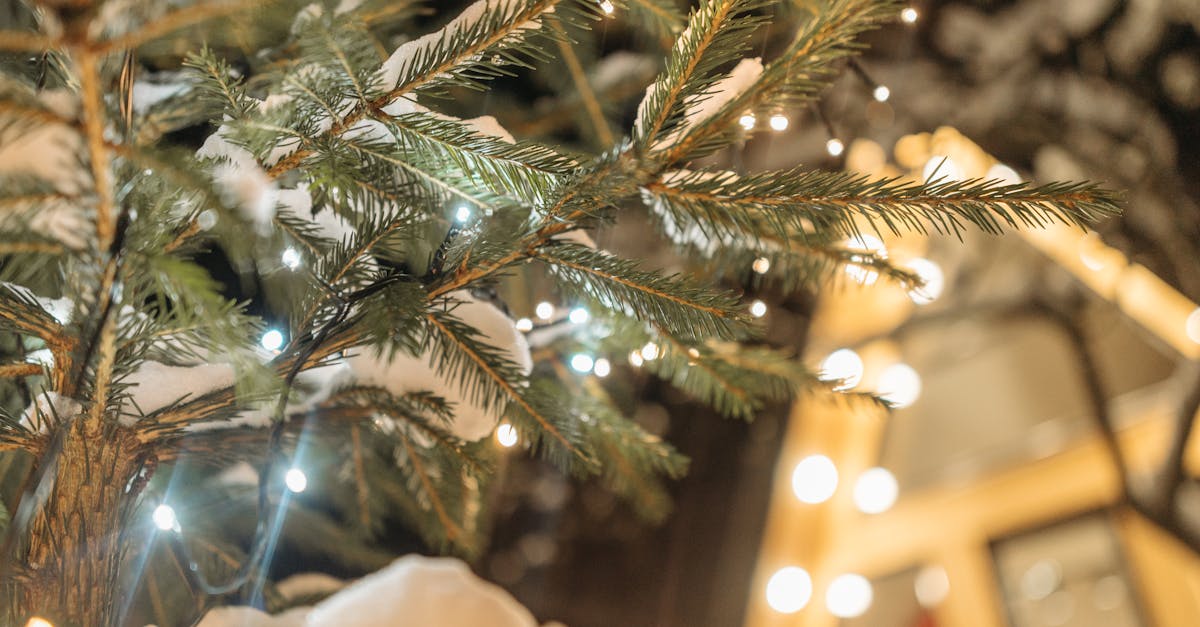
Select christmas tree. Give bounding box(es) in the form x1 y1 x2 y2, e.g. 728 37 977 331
0 0 1117 624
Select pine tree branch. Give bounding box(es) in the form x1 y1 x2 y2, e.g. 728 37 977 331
549 18 614 146
78 52 115 252
0 31 57 53
266 0 563 180
350 424 372 531
396 428 463 542
92 0 261 54
660 0 895 163
0 363 42 378
423 311 585 461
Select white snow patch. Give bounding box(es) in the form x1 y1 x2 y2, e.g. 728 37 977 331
378 0 550 91
307 555 539 627
347 291 531 441
131 81 190 113
121 361 237 418
638 57 763 148
552 229 596 250
216 461 260 487
191 555 548 627
197 128 279 233
20 392 82 433
276 572 347 600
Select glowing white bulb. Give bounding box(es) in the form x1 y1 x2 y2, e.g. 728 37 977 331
25 618 54 627
791 454 839 504
454 205 472 223
285 468 308 493
986 163 1022 185
570 353 595 373
261 329 285 351
535 302 555 320
739 113 757 130
750 300 768 318
846 234 888 257
628 350 645 367
845 234 888 285
826 138 845 157
153 504 178 531
569 307 590 324
593 358 611 377
826 574 873 618
496 422 519 447
905 258 944 305
915 566 950 608
923 155 964 183
900 7 919 23
640 342 660 361
769 114 789 131
878 363 921 408
752 257 771 274
819 348 863 391
516 318 534 332
1187 308 1200 344
766 566 813 614
599 0 615 15
873 85 891 102
853 467 899 514
281 247 301 269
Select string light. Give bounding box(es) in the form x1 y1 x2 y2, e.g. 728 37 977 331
826 574 873 618
535 302 555 320
845 234 888 285
769 114 789 131
454 205 472 223
570 353 595 373
495 423 519 447
599 0 615 15
739 113 757 130
285 468 308 493
766 566 813 614
877 363 921 408
819 348 863 391
25 618 54 627
825 138 845 157
915 566 950 608
900 6 919 23
752 257 771 274
905 258 944 305
261 329 285 351
593 358 611 377
923 155 964 183
852 467 899 514
281 247 301 269
569 307 590 324
1186 308 1200 344
640 342 660 361
750 299 768 318
791 454 838 504
628 350 645 367
515 318 534 332
872 85 891 102
153 504 178 532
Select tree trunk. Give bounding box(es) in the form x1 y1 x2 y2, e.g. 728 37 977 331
7 417 143 627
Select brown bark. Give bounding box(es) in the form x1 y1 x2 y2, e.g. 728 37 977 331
7 418 144 627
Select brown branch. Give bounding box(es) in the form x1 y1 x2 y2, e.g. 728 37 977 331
1158 365 1200 513
0 363 42 378
91 0 259 54
0 31 58 52
549 18 613 147
76 51 115 252
397 429 462 542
